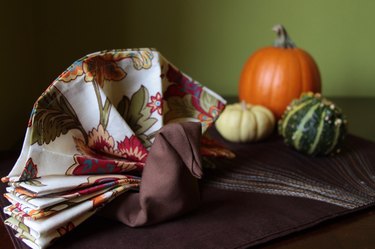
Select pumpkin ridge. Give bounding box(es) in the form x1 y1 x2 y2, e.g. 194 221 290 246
283 99 318 145
253 110 262 141
239 106 245 142
294 50 305 94
299 105 324 153
239 49 265 101
308 109 326 154
255 110 270 141
293 102 320 150
254 48 275 106
281 98 314 136
268 51 281 111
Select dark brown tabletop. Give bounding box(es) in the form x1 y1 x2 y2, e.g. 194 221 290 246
1 97 374 249
232 96 375 249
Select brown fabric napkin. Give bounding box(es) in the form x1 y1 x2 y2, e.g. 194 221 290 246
99 121 203 226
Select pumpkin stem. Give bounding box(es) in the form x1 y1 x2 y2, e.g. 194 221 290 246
273 24 296 49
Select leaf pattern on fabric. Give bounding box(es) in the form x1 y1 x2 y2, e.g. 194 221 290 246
91 81 112 130
117 86 158 147
23 179 46 187
119 49 154 70
5 217 33 241
164 95 199 123
101 96 112 129
19 158 38 182
200 89 219 114
164 64 225 130
30 85 86 145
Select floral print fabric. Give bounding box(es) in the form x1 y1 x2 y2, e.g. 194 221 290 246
6 48 225 182
1 48 227 248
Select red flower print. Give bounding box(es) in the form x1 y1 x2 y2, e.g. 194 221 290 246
165 64 202 100
117 135 148 163
68 126 148 175
68 155 143 175
147 92 163 115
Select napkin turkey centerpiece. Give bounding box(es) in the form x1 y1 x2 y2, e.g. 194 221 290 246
1 48 227 249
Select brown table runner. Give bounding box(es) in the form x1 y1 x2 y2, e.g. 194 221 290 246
1 128 375 249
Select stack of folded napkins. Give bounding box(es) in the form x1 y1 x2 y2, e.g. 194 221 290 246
3 174 140 248
1 48 226 249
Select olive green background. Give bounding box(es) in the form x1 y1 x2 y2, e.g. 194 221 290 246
1 0 375 150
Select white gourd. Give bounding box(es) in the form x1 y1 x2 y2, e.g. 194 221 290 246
216 101 275 142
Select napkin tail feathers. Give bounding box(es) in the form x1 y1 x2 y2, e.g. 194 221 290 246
100 122 202 227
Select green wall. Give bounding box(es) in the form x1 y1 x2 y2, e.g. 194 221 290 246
1 0 375 150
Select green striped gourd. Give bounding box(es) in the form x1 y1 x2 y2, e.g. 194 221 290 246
278 92 347 156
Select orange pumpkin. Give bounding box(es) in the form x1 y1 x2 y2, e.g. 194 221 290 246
239 24 321 119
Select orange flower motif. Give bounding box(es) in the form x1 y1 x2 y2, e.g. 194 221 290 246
87 124 117 155
58 61 84 83
197 106 220 128
82 54 126 87
74 124 117 158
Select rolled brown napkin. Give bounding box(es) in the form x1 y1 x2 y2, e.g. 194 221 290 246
100 121 203 226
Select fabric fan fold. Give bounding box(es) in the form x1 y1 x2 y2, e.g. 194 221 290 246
1 48 231 249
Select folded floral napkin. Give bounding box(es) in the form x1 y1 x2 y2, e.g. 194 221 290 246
1 48 230 249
